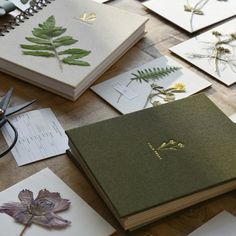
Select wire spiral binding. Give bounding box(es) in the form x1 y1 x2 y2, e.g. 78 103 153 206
0 0 54 36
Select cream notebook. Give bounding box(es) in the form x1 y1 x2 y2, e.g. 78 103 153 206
0 0 148 100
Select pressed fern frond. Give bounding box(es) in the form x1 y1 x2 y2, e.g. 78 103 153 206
130 66 181 83
20 15 91 71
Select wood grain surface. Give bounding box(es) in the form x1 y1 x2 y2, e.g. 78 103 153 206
0 1 236 235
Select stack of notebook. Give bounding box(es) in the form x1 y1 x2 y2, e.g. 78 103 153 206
66 94 236 230
0 0 148 100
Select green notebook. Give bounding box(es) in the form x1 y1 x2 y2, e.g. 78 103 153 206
66 94 236 230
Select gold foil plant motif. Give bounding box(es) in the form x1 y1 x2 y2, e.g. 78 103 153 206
147 140 185 160
20 15 91 71
188 31 236 76
79 12 97 23
0 189 71 236
157 140 185 151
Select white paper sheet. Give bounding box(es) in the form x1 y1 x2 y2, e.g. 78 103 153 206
91 56 212 114
142 0 236 33
93 0 110 3
229 113 236 123
170 18 236 86
1 108 69 166
0 168 115 236
10 0 33 11
188 211 236 236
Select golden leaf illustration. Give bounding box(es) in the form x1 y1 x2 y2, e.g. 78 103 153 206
79 12 97 23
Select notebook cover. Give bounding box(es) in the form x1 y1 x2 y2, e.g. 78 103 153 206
66 94 236 218
0 0 147 95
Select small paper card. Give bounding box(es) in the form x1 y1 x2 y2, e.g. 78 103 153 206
93 0 110 3
188 211 236 236
1 108 69 166
9 0 35 11
91 56 211 114
0 168 115 236
142 0 236 33
229 113 236 123
170 18 236 86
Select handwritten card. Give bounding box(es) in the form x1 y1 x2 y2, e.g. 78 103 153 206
1 108 69 166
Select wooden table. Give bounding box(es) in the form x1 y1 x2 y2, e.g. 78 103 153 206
1 1 236 235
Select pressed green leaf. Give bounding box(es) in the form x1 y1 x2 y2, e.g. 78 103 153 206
48 28 67 37
20 44 53 50
130 66 181 83
22 51 55 57
58 48 91 56
53 36 78 46
40 15 56 30
25 37 50 44
32 28 50 39
21 15 92 70
63 57 90 66
53 36 73 43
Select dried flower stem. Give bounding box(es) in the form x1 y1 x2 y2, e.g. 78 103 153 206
189 31 236 76
187 0 209 32
19 215 34 236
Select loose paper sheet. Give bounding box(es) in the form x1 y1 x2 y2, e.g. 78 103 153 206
170 18 236 86
188 211 236 236
142 0 236 33
1 108 69 166
93 0 110 3
91 56 211 114
10 0 33 11
229 113 236 123
0 168 115 236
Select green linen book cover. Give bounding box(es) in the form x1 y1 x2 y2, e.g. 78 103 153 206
66 94 236 218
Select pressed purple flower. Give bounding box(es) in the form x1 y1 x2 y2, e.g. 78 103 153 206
0 189 71 236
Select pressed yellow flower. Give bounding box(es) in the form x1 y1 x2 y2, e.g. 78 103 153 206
172 83 186 91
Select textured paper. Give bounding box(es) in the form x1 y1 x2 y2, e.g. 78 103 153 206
91 56 211 114
142 0 236 33
170 18 236 86
0 168 115 236
189 211 236 236
1 108 69 166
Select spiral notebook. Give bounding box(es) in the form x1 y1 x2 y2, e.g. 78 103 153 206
0 0 148 100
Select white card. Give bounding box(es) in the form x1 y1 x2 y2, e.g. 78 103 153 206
170 18 236 86
91 56 211 114
229 113 236 123
188 211 236 236
0 168 115 236
93 0 110 3
10 0 34 11
1 108 69 166
142 0 236 33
